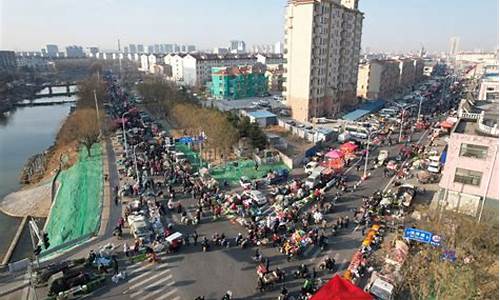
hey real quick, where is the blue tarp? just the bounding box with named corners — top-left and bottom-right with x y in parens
top-left (342, 99), bottom-right (385, 121)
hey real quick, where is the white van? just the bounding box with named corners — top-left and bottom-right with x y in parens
top-left (304, 161), bottom-right (319, 174)
top-left (174, 152), bottom-right (187, 162)
top-left (427, 155), bottom-right (441, 173)
top-left (304, 166), bottom-right (325, 189)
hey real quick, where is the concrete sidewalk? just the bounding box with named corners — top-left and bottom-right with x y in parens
top-left (0, 271), bottom-right (30, 299)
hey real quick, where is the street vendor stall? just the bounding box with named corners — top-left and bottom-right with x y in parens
top-left (323, 158), bottom-right (344, 171)
top-left (340, 142), bottom-right (359, 154)
top-left (325, 149), bottom-right (345, 160)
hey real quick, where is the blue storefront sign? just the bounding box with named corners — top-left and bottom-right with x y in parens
top-left (404, 228), bottom-right (442, 246)
top-left (404, 228), bottom-right (432, 243)
top-left (179, 136), bottom-right (193, 144)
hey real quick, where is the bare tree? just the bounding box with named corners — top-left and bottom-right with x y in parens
top-left (63, 109), bottom-right (102, 156)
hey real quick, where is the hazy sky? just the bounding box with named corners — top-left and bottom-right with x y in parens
top-left (1, 0), bottom-right (498, 52)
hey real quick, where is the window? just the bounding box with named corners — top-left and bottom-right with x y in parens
top-left (460, 143), bottom-right (488, 159)
top-left (454, 168), bottom-right (482, 186)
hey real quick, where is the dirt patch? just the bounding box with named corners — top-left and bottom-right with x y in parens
top-left (265, 125), bottom-right (313, 156)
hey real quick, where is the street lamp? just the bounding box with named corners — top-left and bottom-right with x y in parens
top-left (93, 89), bottom-right (102, 137)
top-left (362, 129), bottom-right (372, 180)
top-left (121, 111), bottom-right (129, 156)
top-left (417, 96), bottom-right (424, 122)
top-left (133, 144), bottom-right (139, 183)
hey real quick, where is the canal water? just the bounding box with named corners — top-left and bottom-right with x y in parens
top-left (0, 99), bottom-right (73, 262)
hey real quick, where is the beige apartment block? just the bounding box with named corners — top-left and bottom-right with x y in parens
top-left (357, 59), bottom-right (400, 100)
top-left (283, 0), bottom-right (363, 122)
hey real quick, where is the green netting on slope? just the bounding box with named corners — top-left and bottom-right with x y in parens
top-left (174, 142), bottom-right (289, 186)
top-left (209, 159), bottom-right (289, 186)
top-left (43, 144), bottom-right (103, 252)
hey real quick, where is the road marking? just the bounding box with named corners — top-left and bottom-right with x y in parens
top-left (156, 288), bottom-right (178, 300)
top-left (130, 274), bottom-right (173, 298)
top-left (127, 262), bottom-right (151, 274)
top-left (127, 268), bottom-right (171, 291)
top-left (128, 264), bottom-right (169, 283)
top-left (142, 280), bottom-right (177, 300)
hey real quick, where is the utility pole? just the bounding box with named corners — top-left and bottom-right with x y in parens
top-left (118, 39), bottom-right (123, 80)
top-left (93, 89), bottom-right (102, 137)
top-left (121, 111), bottom-right (129, 157)
top-left (417, 96), bottom-right (423, 122)
top-left (362, 130), bottom-right (371, 180)
top-left (478, 145), bottom-right (498, 223)
top-left (133, 145), bottom-right (139, 183)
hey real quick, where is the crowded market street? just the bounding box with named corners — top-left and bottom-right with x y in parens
top-left (85, 73), bottom-right (458, 300)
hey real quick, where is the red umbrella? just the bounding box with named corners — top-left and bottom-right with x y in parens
top-left (310, 275), bottom-right (373, 300)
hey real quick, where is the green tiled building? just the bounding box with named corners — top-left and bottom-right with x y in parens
top-left (210, 64), bottom-right (268, 100)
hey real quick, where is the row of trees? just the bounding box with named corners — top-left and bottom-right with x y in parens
top-left (398, 211), bottom-right (498, 299)
top-left (56, 68), bottom-right (108, 157)
top-left (226, 113), bottom-right (268, 150)
top-left (137, 79), bottom-right (269, 160)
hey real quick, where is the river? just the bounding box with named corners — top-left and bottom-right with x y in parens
top-left (0, 100), bottom-right (72, 262)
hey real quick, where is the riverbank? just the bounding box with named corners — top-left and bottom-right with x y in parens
top-left (0, 181), bottom-right (53, 218)
top-left (42, 144), bottom-right (103, 254)
top-left (0, 102), bottom-right (73, 263)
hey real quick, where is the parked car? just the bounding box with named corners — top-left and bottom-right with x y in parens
top-left (243, 190), bottom-right (267, 206)
top-left (377, 150), bottom-right (389, 166)
top-left (427, 155), bottom-right (441, 173)
top-left (239, 176), bottom-right (252, 189)
top-left (304, 161), bottom-right (319, 174)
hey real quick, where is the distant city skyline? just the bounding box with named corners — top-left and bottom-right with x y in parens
top-left (1, 0), bottom-right (498, 53)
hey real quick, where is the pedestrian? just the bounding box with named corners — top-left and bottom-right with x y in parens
top-left (192, 231), bottom-right (199, 245)
top-left (265, 257), bottom-right (270, 271)
top-left (361, 225), bottom-right (366, 236)
top-left (312, 267), bottom-right (317, 279)
top-left (112, 256), bottom-right (119, 275)
top-left (123, 242), bottom-right (129, 257)
top-left (356, 164), bottom-right (361, 172)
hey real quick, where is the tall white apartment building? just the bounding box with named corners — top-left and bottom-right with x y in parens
top-left (283, 0), bottom-right (364, 122)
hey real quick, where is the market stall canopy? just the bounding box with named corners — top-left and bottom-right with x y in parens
top-left (325, 149), bottom-right (345, 159)
top-left (340, 142), bottom-right (358, 153)
top-left (323, 158), bottom-right (345, 170)
top-left (440, 120), bottom-right (454, 129)
top-left (310, 275), bottom-right (373, 300)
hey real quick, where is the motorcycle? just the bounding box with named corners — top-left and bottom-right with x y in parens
top-left (221, 290), bottom-right (232, 300)
top-left (319, 257), bottom-right (336, 272)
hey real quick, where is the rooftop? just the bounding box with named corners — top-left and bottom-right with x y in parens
top-left (454, 119), bottom-right (497, 138)
top-left (247, 110), bottom-right (277, 119)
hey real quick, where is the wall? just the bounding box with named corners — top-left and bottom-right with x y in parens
top-left (439, 132), bottom-right (499, 201)
top-left (284, 3), bottom-right (314, 122)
